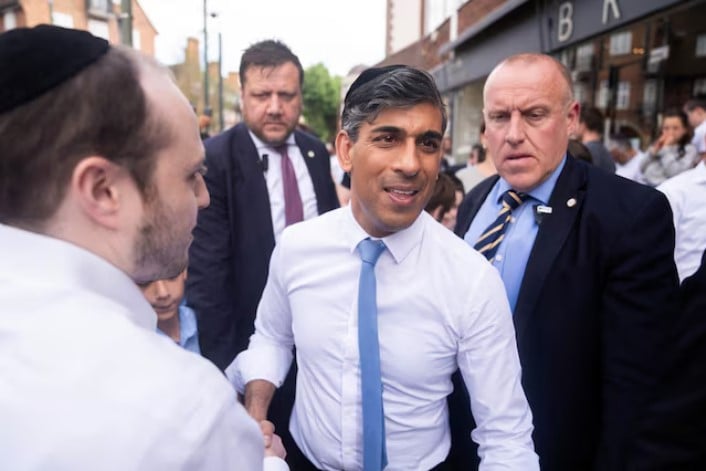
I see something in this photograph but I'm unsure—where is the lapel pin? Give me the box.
[566,198,577,208]
[307,150,315,158]
[533,205,552,225]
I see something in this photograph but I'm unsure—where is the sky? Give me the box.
[138,0,387,77]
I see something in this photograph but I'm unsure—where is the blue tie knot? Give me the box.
[501,190,528,211]
[358,238,386,266]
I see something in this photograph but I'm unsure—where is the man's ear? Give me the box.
[70,156,133,230]
[336,130,354,173]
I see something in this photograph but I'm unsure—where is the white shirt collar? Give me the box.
[342,203,426,265]
[248,129,296,152]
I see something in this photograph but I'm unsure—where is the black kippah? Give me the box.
[344,64,408,105]
[0,24,109,114]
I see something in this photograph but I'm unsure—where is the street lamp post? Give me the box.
[202,0,210,114]
[209,11,224,133]
[216,21,224,132]
[119,0,133,47]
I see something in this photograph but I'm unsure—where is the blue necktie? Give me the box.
[357,238,387,471]
[474,189,528,262]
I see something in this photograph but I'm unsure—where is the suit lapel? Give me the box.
[513,157,588,341]
[294,131,322,185]
[232,123,274,239]
[454,176,499,237]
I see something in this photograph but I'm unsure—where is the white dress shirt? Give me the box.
[249,131,318,243]
[658,160,706,281]
[615,151,647,182]
[232,206,538,470]
[0,224,287,471]
[692,120,706,154]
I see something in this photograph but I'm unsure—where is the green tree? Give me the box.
[302,63,341,143]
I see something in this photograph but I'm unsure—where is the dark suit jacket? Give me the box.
[449,156,680,470]
[628,250,706,469]
[187,122,339,370]
[186,123,338,465]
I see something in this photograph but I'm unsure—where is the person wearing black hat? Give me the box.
[0,25,286,469]
[227,65,538,470]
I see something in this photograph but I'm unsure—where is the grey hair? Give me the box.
[341,67,447,142]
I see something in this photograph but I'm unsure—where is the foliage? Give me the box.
[302,63,341,143]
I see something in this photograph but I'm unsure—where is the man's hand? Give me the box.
[260,420,286,459]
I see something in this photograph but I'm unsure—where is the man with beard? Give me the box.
[0,25,285,469]
[186,39,339,461]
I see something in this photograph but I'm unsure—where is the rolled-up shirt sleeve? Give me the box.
[228,243,295,393]
[458,263,539,470]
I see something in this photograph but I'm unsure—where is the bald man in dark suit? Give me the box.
[448,53,679,470]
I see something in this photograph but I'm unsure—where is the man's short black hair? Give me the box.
[239,39,303,87]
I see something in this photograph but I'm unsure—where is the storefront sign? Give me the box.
[544,0,685,50]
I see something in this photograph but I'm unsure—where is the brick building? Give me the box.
[0,0,156,57]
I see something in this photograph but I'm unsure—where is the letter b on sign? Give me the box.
[558,2,573,43]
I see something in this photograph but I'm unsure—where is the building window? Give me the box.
[696,34,706,57]
[643,79,657,116]
[87,0,109,11]
[3,10,17,30]
[87,0,110,17]
[609,31,632,56]
[132,30,141,50]
[424,0,462,35]
[88,19,109,40]
[596,80,609,109]
[52,12,74,28]
[576,43,594,71]
[694,78,706,96]
[616,81,630,110]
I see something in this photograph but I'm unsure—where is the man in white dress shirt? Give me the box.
[231,65,538,470]
[684,97,706,159]
[0,25,285,470]
[658,156,706,282]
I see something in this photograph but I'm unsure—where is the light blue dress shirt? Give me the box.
[464,156,567,312]
[158,302,201,355]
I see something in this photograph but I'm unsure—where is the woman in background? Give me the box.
[641,109,699,186]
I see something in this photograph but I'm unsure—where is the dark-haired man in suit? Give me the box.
[451,53,679,470]
[186,39,339,462]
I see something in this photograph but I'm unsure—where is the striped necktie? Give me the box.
[357,238,388,471]
[474,190,528,262]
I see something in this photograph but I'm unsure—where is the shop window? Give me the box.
[609,31,632,56]
[573,83,586,104]
[576,43,594,71]
[616,81,630,110]
[560,49,574,70]
[596,80,609,109]
[694,78,706,97]
[696,34,706,57]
